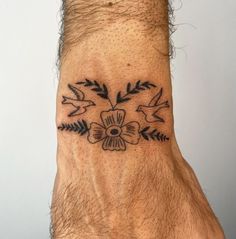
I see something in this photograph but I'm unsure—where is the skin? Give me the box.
[51,1,225,238]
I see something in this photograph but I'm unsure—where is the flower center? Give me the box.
[106,126,121,137]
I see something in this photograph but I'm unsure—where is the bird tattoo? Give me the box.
[136,88,169,123]
[62,84,95,117]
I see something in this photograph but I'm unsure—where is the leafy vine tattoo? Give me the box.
[58,120,89,136]
[58,79,170,151]
[115,80,156,106]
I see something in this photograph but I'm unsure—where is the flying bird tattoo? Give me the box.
[136,88,169,123]
[62,84,95,117]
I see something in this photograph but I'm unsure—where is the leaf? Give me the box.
[140,126,150,133]
[148,83,157,88]
[136,80,141,88]
[85,79,93,86]
[102,84,109,98]
[127,83,131,93]
[94,80,100,87]
[142,81,156,89]
[82,120,88,129]
[116,91,122,103]
[97,93,108,99]
[57,125,63,130]
[150,129,157,140]
[119,97,131,103]
[129,89,139,94]
[116,91,131,103]
[142,133,149,141]
[92,87,102,92]
[137,86,146,90]
[76,81,85,85]
[103,84,108,94]
[78,121,84,128]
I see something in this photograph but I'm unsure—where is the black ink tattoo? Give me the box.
[58,120,89,135]
[115,80,156,107]
[140,126,169,142]
[87,109,140,151]
[76,79,109,100]
[58,80,170,151]
[137,88,169,123]
[77,79,115,109]
[62,84,95,117]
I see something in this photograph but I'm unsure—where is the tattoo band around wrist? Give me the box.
[58,79,170,151]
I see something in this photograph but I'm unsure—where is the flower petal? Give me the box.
[88,123,106,144]
[102,136,126,151]
[121,121,140,145]
[101,109,125,128]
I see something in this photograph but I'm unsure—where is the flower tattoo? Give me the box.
[58,79,170,152]
[88,109,140,151]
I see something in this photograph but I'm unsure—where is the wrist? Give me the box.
[56,20,175,175]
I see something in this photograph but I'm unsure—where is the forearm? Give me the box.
[52,1,224,238]
[59,0,170,58]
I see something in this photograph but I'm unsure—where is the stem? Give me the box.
[108,97,115,110]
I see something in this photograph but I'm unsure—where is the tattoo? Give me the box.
[62,84,95,117]
[57,120,89,136]
[137,88,169,123]
[115,81,156,106]
[88,109,140,151]
[58,79,170,151]
[77,79,109,100]
[140,126,169,142]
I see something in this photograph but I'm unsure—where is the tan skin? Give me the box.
[51,1,225,238]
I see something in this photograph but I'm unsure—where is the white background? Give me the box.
[0,0,235,238]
